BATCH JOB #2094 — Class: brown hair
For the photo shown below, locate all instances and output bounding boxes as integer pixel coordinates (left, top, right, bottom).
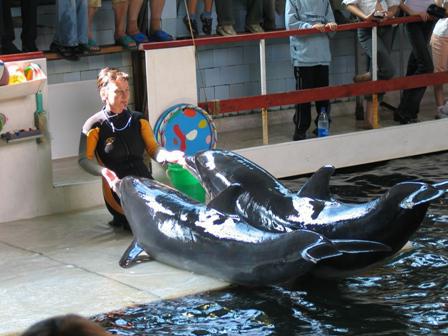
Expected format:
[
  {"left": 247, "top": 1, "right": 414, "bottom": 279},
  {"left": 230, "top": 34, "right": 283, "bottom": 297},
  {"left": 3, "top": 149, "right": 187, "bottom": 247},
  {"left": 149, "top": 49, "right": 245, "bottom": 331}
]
[
  {"left": 21, "top": 314, "right": 111, "bottom": 336},
  {"left": 97, "top": 67, "right": 129, "bottom": 90}
]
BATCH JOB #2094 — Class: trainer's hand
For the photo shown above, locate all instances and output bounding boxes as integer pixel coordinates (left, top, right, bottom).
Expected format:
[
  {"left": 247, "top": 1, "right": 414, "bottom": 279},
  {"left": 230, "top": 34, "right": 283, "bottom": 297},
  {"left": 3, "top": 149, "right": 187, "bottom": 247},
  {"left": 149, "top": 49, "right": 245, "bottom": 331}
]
[
  {"left": 101, "top": 168, "right": 121, "bottom": 194},
  {"left": 156, "top": 149, "right": 185, "bottom": 166}
]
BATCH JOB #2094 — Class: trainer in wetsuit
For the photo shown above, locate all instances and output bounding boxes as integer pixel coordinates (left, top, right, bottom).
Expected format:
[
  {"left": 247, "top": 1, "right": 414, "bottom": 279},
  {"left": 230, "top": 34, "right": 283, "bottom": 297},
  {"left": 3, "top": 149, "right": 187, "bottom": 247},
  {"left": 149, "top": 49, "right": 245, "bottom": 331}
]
[{"left": 78, "top": 67, "right": 184, "bottom": 229}]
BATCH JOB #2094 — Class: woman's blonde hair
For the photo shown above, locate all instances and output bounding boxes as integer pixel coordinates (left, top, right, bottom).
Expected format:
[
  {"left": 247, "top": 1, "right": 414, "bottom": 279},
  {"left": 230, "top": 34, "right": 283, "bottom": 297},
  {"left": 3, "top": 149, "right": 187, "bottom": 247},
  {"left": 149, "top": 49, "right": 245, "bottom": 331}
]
[{"left": 97, "top": 67, "right": 129, "bottom": 90}]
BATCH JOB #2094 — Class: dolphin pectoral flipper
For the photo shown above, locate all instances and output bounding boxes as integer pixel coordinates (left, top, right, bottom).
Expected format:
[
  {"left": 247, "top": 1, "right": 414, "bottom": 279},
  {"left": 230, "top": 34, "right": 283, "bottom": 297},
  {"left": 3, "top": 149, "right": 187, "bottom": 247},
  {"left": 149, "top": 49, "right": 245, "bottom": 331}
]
[
  {"left": 206, "top": 184, "right": 244, "bottom": 214},
  {"left": 330, "top": 239, "right": 391, "bottom": 254},
  {"left": 119, "top": 240, "right": 153, "bottom": 268},
  {"left": 297, "top": 165, "right": 335, "bottom": 200},
  {"left": 301, "top": 233, "right": 343, "bottom": 264},
  {"left": 433, "top": 180, "right": 448, "bottom": 192}
]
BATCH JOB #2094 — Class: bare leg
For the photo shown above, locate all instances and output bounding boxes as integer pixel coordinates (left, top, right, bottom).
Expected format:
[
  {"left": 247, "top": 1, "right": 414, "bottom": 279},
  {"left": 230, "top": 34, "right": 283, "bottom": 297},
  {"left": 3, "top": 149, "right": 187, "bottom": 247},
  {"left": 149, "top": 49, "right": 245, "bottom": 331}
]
[
  {"left": 113, "top": 1, "right": 129, "bottom": 39},
  {"left": 88, "top": 6, "right": 98, "bottom": 40},
  {"left": 150, "top": 0, "right": 165, "bottom": 33},
  {"left": 434, "top": 84, "right": 445, "bottom": 108},
  {"left": 127, "top": 0, "right": 143, "bottom": 35},
  {"left": 187, "top": 0, "right": 198, "bottom": 15},
  {"left": 203, "top": 0, "right": 213, "bottom": 13}
]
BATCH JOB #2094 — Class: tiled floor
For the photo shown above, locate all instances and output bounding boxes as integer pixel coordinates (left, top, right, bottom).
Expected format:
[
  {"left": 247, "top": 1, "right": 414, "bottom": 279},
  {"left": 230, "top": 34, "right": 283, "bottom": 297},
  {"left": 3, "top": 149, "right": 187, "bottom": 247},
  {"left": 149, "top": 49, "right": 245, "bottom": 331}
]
[{"left": 0, "top": 207, "right": 228, "bottom": 335}]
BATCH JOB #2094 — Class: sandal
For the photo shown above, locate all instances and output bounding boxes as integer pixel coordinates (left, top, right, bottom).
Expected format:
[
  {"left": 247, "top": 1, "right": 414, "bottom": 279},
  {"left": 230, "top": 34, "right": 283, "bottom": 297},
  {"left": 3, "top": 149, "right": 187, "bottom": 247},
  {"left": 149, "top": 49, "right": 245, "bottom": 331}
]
[
  {"left": 128, "top": 32, "right": 149, "bottom": 44},
  {"left": 148, "top": 30, "right": 174, "bottom": 42},
  {"left": 87, "top": 38, "right": 101, "bottom": 52},
  {"left": 115, "top": 35, "right": 137, "bottom": 50}
]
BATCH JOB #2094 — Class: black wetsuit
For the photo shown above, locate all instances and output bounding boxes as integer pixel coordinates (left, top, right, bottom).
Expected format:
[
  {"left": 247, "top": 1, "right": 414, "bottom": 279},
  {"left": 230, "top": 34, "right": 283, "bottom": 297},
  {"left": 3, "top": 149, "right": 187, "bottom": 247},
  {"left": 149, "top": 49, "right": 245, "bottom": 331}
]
[{"left": 79, "top": 108, "right": 159, "bottom": 226}]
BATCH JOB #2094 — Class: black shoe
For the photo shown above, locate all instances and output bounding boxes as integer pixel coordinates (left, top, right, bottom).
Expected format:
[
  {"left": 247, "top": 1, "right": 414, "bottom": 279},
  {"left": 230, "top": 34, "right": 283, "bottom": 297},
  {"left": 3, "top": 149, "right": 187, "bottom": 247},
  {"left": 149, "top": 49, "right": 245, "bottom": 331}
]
[
  {"left": 183, "top": 16, "right": 199, "bottom": 37},
  {"left": 1, "top": 42, "right": 21, "bottom": 54},
  {"left": 399, "top": 118, "right": 419, "bottom": 125},
  {"left": 200, "top": 13, "right": 213, "bottom": 35},
  {"left": 293, "top": 130, "right": 306, "bottom": 141},
  {"left": 50, "top": 42, "right": 79, "bottom": 61},
  {"left": 73, "top": 44, "right": 91, "bottom": 56},
  {"left": 22, "top": 41, "right": 38, "bottom": 53},
  {"left": 108, "top": 218, "right": 131, "bottom": 231},
  {"left": 395, "top": 111, "right": 418, "bottom": 124}
]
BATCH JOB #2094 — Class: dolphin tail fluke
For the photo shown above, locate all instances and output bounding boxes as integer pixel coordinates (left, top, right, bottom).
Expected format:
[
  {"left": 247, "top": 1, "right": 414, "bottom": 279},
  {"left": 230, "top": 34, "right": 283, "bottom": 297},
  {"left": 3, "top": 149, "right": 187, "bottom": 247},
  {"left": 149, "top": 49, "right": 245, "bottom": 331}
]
[
  {"left": 119, "top": 240, "right": 153, "bottom": 268},
  {"left": 297, "top": 165, "right": 335, "bottom": 201},
  {"left": 330, "top": 239, "right": 391, "bottom": 254}
]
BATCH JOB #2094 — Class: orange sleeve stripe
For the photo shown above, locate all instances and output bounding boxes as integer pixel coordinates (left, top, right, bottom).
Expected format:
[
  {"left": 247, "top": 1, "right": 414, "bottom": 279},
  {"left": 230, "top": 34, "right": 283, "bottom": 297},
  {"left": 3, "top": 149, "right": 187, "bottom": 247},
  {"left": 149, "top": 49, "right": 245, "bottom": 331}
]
[
  {"left": 86, "top": 128, "right": 100, "bottom": 160},
  {"left": 140, "top": 119, "right": 160, "bottom": 158},
  {"left": 102, "top": 178, "right": 124, "bottom": 215}
]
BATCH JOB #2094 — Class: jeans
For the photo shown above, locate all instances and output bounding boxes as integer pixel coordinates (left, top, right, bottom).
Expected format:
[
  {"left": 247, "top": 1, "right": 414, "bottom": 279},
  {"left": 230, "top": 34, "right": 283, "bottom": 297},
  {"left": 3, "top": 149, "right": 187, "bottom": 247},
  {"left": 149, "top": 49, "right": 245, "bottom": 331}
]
[
  {"left": 357, "top": 26, "right": 395, "bottom": 81},
  {"left": 53, "top": 0, "right": 88, "bottom": 47},
  {"left": 398, "top": 21, "right": 435, "bottom": 120}
]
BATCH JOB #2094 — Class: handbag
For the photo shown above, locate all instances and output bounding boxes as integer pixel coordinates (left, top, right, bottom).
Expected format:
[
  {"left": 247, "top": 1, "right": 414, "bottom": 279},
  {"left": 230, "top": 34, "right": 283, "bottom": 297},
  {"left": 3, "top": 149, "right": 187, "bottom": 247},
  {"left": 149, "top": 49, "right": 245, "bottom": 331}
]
[{"left": 427, "top": 4, "right": 447, "bottom": 19}]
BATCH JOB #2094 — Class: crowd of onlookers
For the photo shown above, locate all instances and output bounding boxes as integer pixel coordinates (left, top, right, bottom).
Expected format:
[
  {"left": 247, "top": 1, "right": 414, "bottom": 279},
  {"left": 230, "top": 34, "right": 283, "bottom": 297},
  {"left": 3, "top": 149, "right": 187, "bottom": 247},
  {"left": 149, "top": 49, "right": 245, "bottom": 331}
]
[
  {"left": 0, "top": 0, "right": 290, "bottom": 58},
  {"left": 1, "top": 0, "right": 447, "bottom": 134}
]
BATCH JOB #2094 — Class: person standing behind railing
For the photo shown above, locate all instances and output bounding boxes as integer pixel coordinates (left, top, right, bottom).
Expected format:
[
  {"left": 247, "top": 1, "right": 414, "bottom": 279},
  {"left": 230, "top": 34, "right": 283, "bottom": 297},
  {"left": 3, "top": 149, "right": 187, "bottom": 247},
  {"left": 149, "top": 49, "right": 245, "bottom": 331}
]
[
  {"left": 343, "top": 0, "right": 400, "bottom": 128},
  {"left": 394, "top": 0, "right": 435, "bottom": 124},
  {"left": 431, "top": 0, "right": 448, "bottom": 119},
  {"left": 1, "top": 0, "right": 39, "bottom": 54},
  {"left": 285, "top": 0, "right": 337, "bottom": 141},
  {"left": 215, "top": 0, "right": 263, "bottom": 36},
  {"left": 50, "top": 0, "right": 89, "bottom": 61},
  {"left": 183, "top": 0, "right": 214, "bottom": 37}
]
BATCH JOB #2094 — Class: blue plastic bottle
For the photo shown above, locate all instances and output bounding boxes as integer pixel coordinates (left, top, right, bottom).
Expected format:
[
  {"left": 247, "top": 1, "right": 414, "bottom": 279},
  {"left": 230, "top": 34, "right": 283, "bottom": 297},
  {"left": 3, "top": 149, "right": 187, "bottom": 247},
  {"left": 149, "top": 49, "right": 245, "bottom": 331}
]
[{"left": 317, "top": 107, "right": 329, "bottom": 137}]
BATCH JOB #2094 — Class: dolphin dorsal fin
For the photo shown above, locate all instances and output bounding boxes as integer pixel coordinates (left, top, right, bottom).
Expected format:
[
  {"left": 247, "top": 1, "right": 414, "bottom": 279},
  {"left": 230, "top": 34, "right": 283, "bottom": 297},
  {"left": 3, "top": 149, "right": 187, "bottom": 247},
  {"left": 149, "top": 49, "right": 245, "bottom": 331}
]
[
  {"left": 207, "top": 184, "right": 244, "bottom": 214},
  {"left": 297, "top": 165, "right": 335, "bottom": 201},
  {"left": 119, "top": 240, "right": 153, "bottom": 268}
]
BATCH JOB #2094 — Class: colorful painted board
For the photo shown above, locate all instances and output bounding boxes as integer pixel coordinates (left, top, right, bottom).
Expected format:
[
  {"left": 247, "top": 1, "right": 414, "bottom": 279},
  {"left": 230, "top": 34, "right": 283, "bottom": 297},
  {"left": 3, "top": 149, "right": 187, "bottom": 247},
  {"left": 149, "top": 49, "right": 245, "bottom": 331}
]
[{"left": 154, "top": 104, "right": 217, "bottom": 156}]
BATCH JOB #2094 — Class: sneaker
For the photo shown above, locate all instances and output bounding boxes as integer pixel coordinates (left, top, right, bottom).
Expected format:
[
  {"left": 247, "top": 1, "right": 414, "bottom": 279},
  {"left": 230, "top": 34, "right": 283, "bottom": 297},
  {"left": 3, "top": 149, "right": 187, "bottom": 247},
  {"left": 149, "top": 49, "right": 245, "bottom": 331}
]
[
  {"left": 245, "top": 23, "right": 264, "bottom": 33},
  {"left": 22, "top": 41, "right": 38, "bottom": 53},
  {"left": 436, "top": 105, "right": 448, "bottom": 119},
  {"left": 183, "top": 16, "right": 198, "bottom": 37},
  {"left": 353, "top": 72, "right": 372, "bottom": 82},
  {"left": 293, "top": 130, "right": 306, "bottom": 141},
  {"left": 50, "top": 42, "right": 79, "bottom": 61},
  {"left": 1, "top": 41, "right": 21, "bottom": 54},
  {"left": 216, "top": 25, "right": 237, "bottom": 36},
  {"left": 148, "top": 30, "right": 174, "bottom": 42},
  {"left": 73, "top": 44, "right": 91, "bottom": 56},
  {"left": 200, "top": 13, "right": 213, "bottom": 35}
]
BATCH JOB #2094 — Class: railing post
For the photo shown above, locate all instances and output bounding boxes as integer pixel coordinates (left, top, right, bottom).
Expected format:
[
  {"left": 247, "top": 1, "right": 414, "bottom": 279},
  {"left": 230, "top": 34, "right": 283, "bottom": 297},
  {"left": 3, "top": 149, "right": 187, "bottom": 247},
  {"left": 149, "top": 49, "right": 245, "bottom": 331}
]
[
  {"left": 260, "top": 39, "right": 269, "bottom": 145},
  {"left": 371, "top": 25, "right": 380, "bottom": 128}
]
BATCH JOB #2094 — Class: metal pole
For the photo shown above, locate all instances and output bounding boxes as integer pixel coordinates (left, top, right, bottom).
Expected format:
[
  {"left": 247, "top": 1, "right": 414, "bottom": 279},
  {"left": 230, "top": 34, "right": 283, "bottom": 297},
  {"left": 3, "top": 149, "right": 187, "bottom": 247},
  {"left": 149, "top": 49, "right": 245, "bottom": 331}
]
[
  {"left": 370, "top": 26, "right": 379, "bottom": 128},
  {"left": 260, "top": 39, "right": 269, "bottom": 145}
]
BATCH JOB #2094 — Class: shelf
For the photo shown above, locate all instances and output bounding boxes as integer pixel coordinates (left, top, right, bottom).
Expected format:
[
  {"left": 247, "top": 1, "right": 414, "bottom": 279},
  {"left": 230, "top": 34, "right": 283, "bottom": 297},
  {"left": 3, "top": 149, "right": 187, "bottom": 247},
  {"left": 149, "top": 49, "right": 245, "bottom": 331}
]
[
  {"left": 1, "top": 129, "right": 42, "bottom": 143},
  {"left": 0, "top": 77, "right": 47, "bottom": 102}
]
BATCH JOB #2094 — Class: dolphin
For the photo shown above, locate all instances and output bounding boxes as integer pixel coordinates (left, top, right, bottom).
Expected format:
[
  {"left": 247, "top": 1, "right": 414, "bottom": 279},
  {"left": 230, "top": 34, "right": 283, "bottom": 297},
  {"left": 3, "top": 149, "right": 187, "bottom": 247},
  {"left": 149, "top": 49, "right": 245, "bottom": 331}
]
[
  {"left": 184, "top": 149, "right": 446, "bottom": 277},
  {"left": 103, "top": 169, "right": 354, "bottom": 286}
]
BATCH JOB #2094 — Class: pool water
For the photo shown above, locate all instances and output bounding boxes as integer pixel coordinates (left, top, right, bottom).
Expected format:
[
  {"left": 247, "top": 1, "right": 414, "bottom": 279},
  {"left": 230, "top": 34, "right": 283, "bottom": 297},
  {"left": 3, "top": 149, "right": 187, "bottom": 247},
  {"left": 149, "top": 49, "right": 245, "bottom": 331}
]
[{"left": 94, "top": 151, "right": 448, "bottom": 335}]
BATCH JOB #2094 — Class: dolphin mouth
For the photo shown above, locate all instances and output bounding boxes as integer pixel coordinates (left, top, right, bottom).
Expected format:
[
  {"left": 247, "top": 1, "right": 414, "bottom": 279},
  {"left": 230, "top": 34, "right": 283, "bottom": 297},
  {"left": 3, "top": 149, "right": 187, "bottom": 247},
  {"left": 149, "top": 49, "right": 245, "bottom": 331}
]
[{"left": 401, "top": 185, "right": 445, "bottom": 209}]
